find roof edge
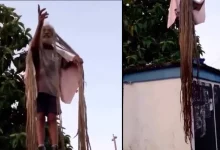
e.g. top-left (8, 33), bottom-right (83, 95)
top-left (123, 62), bottom-right (220, 76)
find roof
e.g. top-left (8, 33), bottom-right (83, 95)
top-left (123, 62), bottom-right (220, 83)
top-left (123, 62), bottom-right (220, 75)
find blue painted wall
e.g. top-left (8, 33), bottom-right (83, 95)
top-left (123, 67), bottom-right (220, 83)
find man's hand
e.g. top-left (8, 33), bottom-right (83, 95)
top-left (73, 56), bottom-right (83, 65)
top-left (38, 4), bottom-right (48, 25)
top-left (30, 5), bottom-right (48, 50)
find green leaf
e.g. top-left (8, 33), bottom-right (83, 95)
top-left (126, 55), bottom-right (138, 65)
top-left (143, 37), bottom-right (156, 48)
top-left (18, 22), bottom-right (25, 29)
top-left (25, 27), bottom-right (31, 34)
top-left (137, 23), bottom-right (142, 29)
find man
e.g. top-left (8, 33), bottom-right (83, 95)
top-left (29, 5), bottom-right (83, 150)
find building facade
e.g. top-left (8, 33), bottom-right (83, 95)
top-left (123, 63), bottom-right (220, 150)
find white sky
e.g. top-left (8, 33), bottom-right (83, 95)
top-left (1, 1), bottom-right (122, 150)
top-left (196, 0), bottom-right (220, 69)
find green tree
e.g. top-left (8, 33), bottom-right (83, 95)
top-left (0, 4), bottom-right (73, 150)
top-left (123, 0), bottom-right (204, 70)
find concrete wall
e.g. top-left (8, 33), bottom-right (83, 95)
top-left (123, 78), bottom-right (191, 150)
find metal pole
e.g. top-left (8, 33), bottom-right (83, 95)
top-left (112, 134), bottom-right (117, 150)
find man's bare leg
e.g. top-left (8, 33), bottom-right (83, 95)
top-left (48, 113), bottom-right (58, 149)
top-left (36, 113), bottom-right (46, 148)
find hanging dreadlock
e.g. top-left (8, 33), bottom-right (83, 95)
top-left (56, 34), bottom-right (92, 150)
top-left (179, 0), bottom-right (195, 147)
top-left (25, 48), bottom-right (38, 150)
top-left (25, 27), bottom-right (91, 150)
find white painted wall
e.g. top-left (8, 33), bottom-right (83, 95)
top-left (123, 78), bottom-right (191, 150)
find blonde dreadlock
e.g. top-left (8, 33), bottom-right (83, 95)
top-left (25, 48), bottom-right (38, 150)
top-left (55, 34), bottom-right (92, 150)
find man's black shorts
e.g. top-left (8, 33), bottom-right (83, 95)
top-left (37, 92), bottom-right (60, 115)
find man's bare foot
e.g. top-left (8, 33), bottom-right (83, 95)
top-left (38, 145), bottom-right (46, 150)
top-left (51, 145), bottom-right (58, 150)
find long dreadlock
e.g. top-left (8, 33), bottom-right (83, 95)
top-left (25, 48), bottom-right (38, 150)
top-left (56, 34), bottom-right (92, 150)
top-left (179, 0), bottom-right (195, 148)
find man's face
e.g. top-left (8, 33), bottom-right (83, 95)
top-left (41, 25), bottom-right (54, 45)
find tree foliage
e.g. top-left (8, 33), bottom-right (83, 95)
top-left (123, 0), bottom-right (204, 70)
top-left (0, 4), bottom-right (73, 150)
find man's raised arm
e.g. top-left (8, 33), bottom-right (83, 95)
top-left (30, 5), bottom-right (48, 50)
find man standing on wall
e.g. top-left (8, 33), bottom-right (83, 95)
top-left (27, 5), bottom-right (83, 150)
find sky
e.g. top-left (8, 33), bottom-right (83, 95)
top-left (1, 1), bottom-right (122, 150)
top-left (195, 0), bottom-right (220, 69)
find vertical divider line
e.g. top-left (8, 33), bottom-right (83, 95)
top-left (212, 84), bottom-right (218, 150)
